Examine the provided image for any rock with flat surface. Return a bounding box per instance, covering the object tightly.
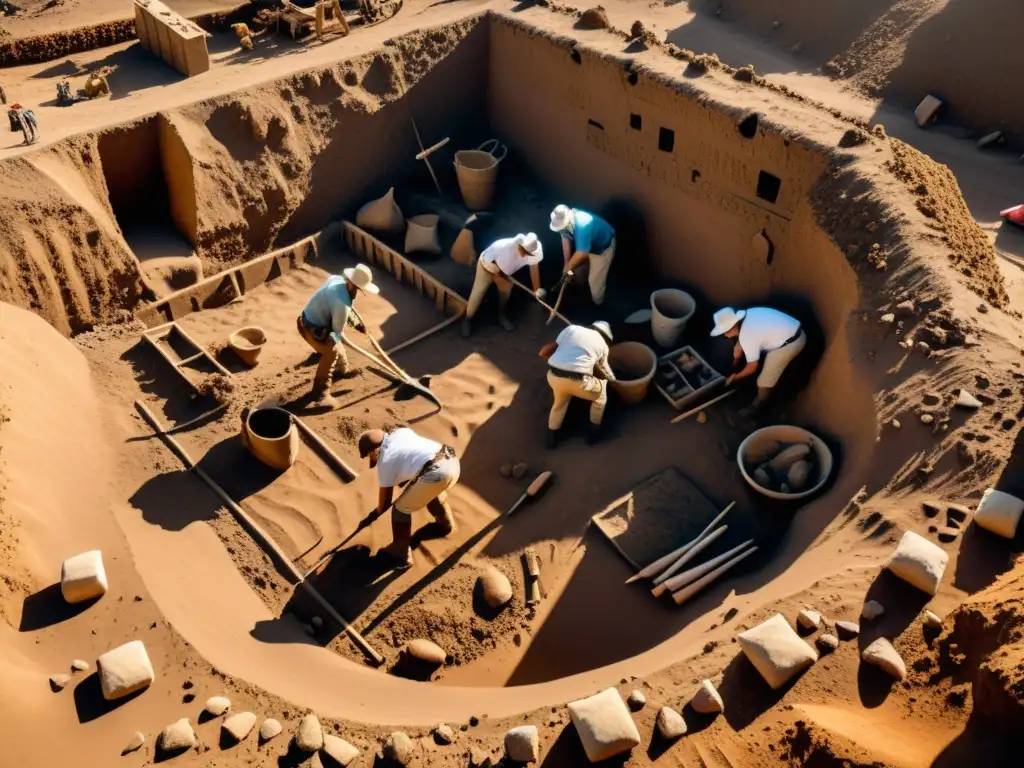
[914,94,942,127]
[567,687,642,762]
[49,673,70,692]
[477,566,513,609]
[738,613,818,689]
[97,640,155,701]
[433,724,455,745]
[796,608,821,631]
[60,549,108,604]
[204,696,231,717]
[504,725,539,763]
[222,712,257,743]
[886,531,949,595]
[691,679,723,714]
[836,620,860,638]
[295,713,324,752]
[862,638,906,680]
[626,690,646,711]
[122,732,145,755]
[383,731,414,765]
[862,600,885,621]
[259,718,282,742]
[816,633,839,653]
[655,707,686,740]
[322,734,360,766]
[71,659,89,672]
[405,639,447,665]
[469,746,495,768]
[158,719,195,753]
[956,390,982,409]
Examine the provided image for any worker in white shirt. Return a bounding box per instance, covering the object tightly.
[538,321,616,447]
[462,232,546,337]
[296,263,379,409]
[357,427,461,568]
[710,306,806,416]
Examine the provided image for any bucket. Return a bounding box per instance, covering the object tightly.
[608,342,657,404]
[737,425,833,501]
[650,289,696,347]
[454,140,507,211]
[228,326,267,367]
[241,406,300,471]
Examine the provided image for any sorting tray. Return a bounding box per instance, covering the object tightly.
[653,345,725,410]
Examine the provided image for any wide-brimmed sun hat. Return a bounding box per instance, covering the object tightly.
[519,232,541,255]
[710,307,746,337]
[549,205,574,233]
[342,263,380,295]
[591,320,613,343]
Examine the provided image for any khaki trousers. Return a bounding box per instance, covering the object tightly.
[587,238,615,306]
[465,258,513,319]
[757,330,806,388]
[547,370,607,430]
[392,456,461,524]
[296,315,349,390]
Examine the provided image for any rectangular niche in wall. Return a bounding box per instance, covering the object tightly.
[630,113,642,130]
[658,127,674,152]
[756,171,782,204]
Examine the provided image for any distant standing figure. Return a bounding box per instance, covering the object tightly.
[711,306,806,416]
[549,204,616,306]
[358,427,461,568]
[462,232,545,337]
[21,109,38,144]
[296,264,379,409]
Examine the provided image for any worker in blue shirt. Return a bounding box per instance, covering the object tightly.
[549,204,616,306]
[297,263,379,408]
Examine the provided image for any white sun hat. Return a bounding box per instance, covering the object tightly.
[710,307,746,336]
[591,320,613,343]
[549,205,574,233]
[520,232,541,255]
[342,263,380,295]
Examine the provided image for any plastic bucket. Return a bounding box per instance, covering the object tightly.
[737,425,833,501]
[608,342,657,404]
[650,289,696,347]
[241,406,300,471]
[455,140,507,211]
[228,326,267,367]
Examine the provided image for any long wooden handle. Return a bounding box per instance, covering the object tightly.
[671,546,758,606]
[670,390,735,424]
[507,275,571,325]
[546,278,569,326]
[651,525,728,596]
[661,539,754,594]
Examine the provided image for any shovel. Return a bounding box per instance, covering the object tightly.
[546,271,572,326]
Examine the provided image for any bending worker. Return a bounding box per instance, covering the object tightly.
[296,264,379,409]
[539,321,616,447]
[710,306,806,416]
[462,232,545,337]
[549,204,615,306]
[358,427,460,568]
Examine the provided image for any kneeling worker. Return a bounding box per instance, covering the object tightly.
[539,321,616,447]
[462,232,545,337]
[549,204,615,306]
[358,427,460,567]
[297,263,379,408]
[711,306,806,416]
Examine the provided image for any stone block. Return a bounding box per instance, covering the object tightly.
[886,531,948,595]
[60,550,107,604]
[96,640,155,701]
[567,687,641,763]
[738,613,818,689]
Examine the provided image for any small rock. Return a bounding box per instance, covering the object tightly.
[433,724,455,745]
[122,732,145,755]
[295,713,324,752]
[159,719,196,753]
[916,341,931,355]
[504,724,540,763]
[627,689,646,711]
[923,502,940,518]
[204,696,231,717]
[977,130,1003,149]
[787,460,811,492]
[469,746,494,768]
[259,718,282,742]
[222,712,257,743]
[923,611,942,629]
[816,633,839,653]
[405,639,447,665]
[323,734,360,766]
[697,411,708,424]
[512,462,529,479]
[895,300,915,315]
[920,413,934,424]
[796,608,821,631]
[880,313,895,324]
[499,463,513,478]
[49,673,71,692]
[301,623,315,636]
[977,303,989,314]
[384,731,414,765]
[478,566,513,609]
[938,527,959,543]
[862,600,885,621]
[836,620,860,639]
[891,419,901,429]
[311,615,323,629]
[956,390,983,409]
[754,467,772,488]
[862,638,907,680]
[690,679,724,714]
[655,707,687,740]
[71,659,89,672]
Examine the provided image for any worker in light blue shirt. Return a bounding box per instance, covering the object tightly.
[297,263,379,408]
[549,204,616,306]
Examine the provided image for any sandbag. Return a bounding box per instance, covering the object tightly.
[974,488,1024,539]
[405,214,441,255]
[356,187,404,233]
[738,613,817,689]
[885,530,948,595]
[450,227,476,266]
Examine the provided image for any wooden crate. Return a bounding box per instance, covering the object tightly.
[652,345,724,410]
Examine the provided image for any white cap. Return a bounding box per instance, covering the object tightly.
[710,307,746,336]
[342,263,380,295]
[550,205,574,233]
[591,320,613,343]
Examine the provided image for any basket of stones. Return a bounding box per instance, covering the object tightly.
[737,425,833,501]
[653,345,725,411]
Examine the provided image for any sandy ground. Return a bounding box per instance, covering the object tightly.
[0,0,242,39]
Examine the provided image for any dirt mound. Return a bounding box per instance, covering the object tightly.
[576,5,610,29]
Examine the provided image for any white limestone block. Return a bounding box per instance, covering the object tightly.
[60,550,108,604]
[974,488,1024,539]
[96,640,155,701]
[738,613,818,689]
[567,687,641,763]
[885,531,948,595]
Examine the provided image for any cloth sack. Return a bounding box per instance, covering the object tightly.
[405,214,441,255]
[356,187,405,233]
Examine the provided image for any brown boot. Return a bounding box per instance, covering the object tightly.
[428,496,455,537]
[380,518,413,568]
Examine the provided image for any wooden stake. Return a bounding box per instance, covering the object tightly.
[412,119,445,195]
[651,525,728,597]
[660,539,754,594]
[670,389,735,424]
[671,546,758,606]
[385,312,464,356]
[625,501,735,584]
[134,400,383,665]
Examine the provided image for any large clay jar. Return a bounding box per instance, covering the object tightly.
[240,406,300,471]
